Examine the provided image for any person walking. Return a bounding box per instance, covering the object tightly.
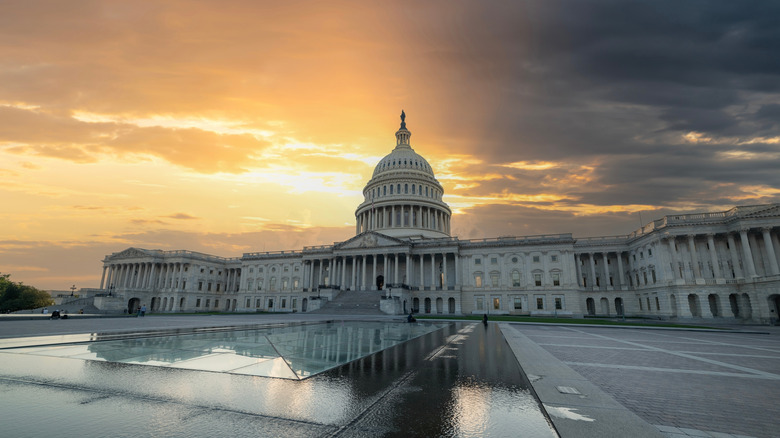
[140,304,147,317]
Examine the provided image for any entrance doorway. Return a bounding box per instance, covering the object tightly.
[769,295,780,325]
[127,298,140,314]
[586,298,595,315]
[376,275,384,290]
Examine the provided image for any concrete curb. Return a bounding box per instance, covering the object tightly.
[500,323,665,438]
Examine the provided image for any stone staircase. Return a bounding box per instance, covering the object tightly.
[309,290,387,315]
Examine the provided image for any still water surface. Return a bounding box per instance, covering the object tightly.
[0,321,557,437]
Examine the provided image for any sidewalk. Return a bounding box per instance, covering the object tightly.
[507,324,780,438]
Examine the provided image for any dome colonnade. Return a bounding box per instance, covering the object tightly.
[355,111,451,238]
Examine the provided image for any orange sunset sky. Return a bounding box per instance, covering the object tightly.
[2,1,780,290]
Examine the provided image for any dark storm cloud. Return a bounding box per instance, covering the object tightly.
[412,0,780,210]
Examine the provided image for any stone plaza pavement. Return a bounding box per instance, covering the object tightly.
[508,324,780,438]
[2,314,779,437]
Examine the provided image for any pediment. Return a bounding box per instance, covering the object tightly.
[108,247,153,260]
[740,204,780,218]
[336,232,409,250]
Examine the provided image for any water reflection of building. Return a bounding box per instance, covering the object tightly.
[85,322,443,378]
[97,114,780,323]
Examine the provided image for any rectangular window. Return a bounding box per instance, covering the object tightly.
[207,283,212,291]
[533,255,540,263]
[216,284,220,292]
[652,270,656,283]
[513,297,523,310]
[555,297,563,310]
[490,273,499,287]
[256,299,261,308]
[476,297,484,310]
[475,258,482,265]
[292,298,297,310]
[512,271,521,287]
[492,297,500,310]
[648,249,653,256]
[214,299,219,308]
[596,276,600,287]
[551,255,558,262]
[474,274,483,288]
[268,298,274,308]
[536,297,544,310]
[281,298,287,308]
[196,299,201,307]
[552,273,560,286]
[534,273,542,286]
[491,257,498,264]
[205,299,210,308]
[246,299,251,307]
[198,282,203,291]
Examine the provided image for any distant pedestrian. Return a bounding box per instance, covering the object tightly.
[482,313,488,326]
[136,306,141,317]
[140,304,146,317]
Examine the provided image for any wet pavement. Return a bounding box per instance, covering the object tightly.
[0,317,557,437]
[509,324,780,438]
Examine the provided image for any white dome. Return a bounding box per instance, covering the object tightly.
[355,112,451,239]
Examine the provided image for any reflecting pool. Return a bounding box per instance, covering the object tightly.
[2,321,446,379]
[0,321,557,437]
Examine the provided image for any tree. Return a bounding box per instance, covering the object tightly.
[0,273,55,313]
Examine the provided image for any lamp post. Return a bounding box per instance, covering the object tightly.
[108,284,114,297]
[70,284,76,297]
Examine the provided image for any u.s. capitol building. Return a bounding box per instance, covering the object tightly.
[97,114,780,323]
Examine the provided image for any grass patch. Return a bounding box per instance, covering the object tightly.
[416,314,721,329]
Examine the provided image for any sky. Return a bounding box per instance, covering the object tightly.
[2,0,779,290]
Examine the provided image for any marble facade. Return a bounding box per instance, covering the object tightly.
[98,115,780,323]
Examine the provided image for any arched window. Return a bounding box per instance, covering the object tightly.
[405,184,408,194]
[383,186,387,196]
[411,185,415,194]
[390,185,393,194]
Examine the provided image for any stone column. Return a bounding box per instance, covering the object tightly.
[443,252,449,290]
[602,253,610,289]
[739,229,758,277]
[707,234,722,279]
[419,254,425,289]
[589,253,597,289]
[667,237,679,280]
[361,255,367,290]
[371,255,377,290]
[431,253,437,290]
[727,233,743,278]
[617,252,626,289]
[341,258,347,290]
[394,254,399,284]
[762,228,779,275]
[105,265,113,290]
[574,254,583,287]
[454,253,460,288]
[100,266,107,289]
[382,254,388,287]
[687,235,701,280]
